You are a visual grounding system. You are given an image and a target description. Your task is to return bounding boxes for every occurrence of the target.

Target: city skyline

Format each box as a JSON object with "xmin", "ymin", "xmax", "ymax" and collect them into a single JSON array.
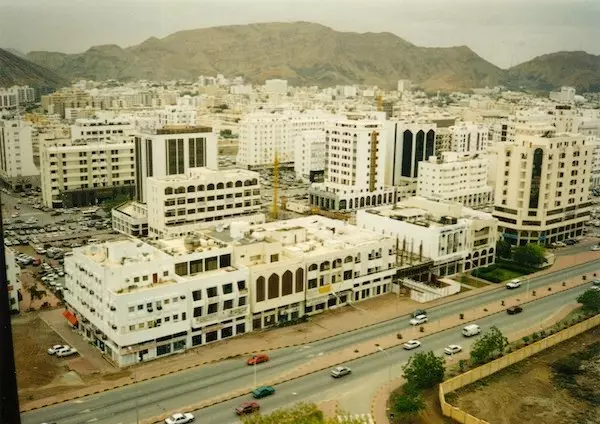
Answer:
[{"xmin": 1, "ymin": 0, "xmax": 599, "ymax": 69}]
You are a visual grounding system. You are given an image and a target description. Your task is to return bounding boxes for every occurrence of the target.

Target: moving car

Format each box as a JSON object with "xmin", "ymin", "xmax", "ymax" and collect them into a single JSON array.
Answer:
[
  {"xmin": 235, "ymin": 401, "xmax": 260, "ymax": 415},
  {"xmin": 411, "ymin": 309, "xmax": 427, "ymax": 318},
  {"xmin": 444, "ymin": 345, "xmax": 463, "ymax": 355},
  {"xmin": 462, "ymin": 324, "xmax": 481, "ymax": 337},
  {"xmin": 252, "ymin": 386, "xmax": 275, "ymax": 399},
  {"xmin": 507, "ymin": 306, "xmax": 523, "ymax": 315},
  {"xmin": 506, "ymin": 279, "xmax": 522, "ymax": 289},
  {"xmin": 247, "ymin": 353, "xmax": 270, "ymax": 365},
  {"xmin": 164, "ymin": 412, "xmax": 194, "ymax": 424},
  {"xmin": 409, "ymin": 314, "xmax": 428, "ymax": 326},
  {"xmin": 47, "ymin": 345, "xmax": 69, "ymax": 355},
  {"xmin": 56, "ymin": 347, "xmax": 78, "ymax": 357},
  {"xmin": 403, "ymin": 340, "xmax": 422, "ymax": 350},
  {"xmin": 591, "ymin": 279, "xmax": 600, "ymax": 287},
  {"xmin": 551, "ymin": 241, "xmax": 566, "ymax": 248},
  {"xmin": 330, "ymin": 366, "xmax": 352, "ymax": 378}
]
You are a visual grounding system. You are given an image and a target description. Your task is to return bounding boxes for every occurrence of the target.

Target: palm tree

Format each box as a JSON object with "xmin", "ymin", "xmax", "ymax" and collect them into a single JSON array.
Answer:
[{"xmin": 27, "ymin": 283, "xmax": 46, "ymax": 310}]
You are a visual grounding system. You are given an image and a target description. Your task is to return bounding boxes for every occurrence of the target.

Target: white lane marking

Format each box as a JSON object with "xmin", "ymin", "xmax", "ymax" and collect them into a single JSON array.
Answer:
[
  {"xmin": 292, "ymin": 392, "xmax": 297, "ymax": 395},
  {"xmin": 79, "ymin": 409, "xmax": 91, "ymax": 414},
  {"xmin": 87, "ymin": 418, "xmax": 98, "ymax": 423},
  {"xmin": 73, "ymin": 399, "xmax": 85, "ymax": 404}
]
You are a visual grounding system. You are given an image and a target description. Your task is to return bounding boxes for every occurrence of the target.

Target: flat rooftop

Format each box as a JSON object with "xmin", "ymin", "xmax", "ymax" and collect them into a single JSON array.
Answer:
[
  {"xmin": 150, "ymin": 167, "xmax": 259, "ymax": 183},
  {"xmin": 148, "ymin": 231, "xmax": 229, "ymax": 256},
  {"xmin": 80, "ymin": 239, "xmax": 164, "ymax": 268}
]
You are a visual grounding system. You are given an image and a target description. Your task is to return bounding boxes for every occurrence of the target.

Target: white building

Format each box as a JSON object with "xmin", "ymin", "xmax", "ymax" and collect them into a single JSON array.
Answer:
[
  {"xmin": 294, "ymin": 130, "xmax": 326, "ymax": 182},
  {"xmin": 156, "ymin": 107, "xmax": 198, "ymax": 127},
  {"xmin": 145, "ymin": 168, "xmax": 264, "ymax": 238},
  {"xmin": 550, "ymin": 86, "xmax": 576, "ymax": 104},
  {"xmin": 310, "ymin": 118, "xmax": 395, "ymax": 211},
  {"xmin": 357, "ymin": 197, "xmax": 497, "ymax": 275},
  {"xmin": 417, "ymin": 152, "xmax": 493, "ymax": 209},
  {"xmin": 397, "ymin": 80, "xmax": 412, "ymax": 93},
  {"xmin": 0, "ymin": 119, "xmax": 40, "ymax": 190},
  {"xmin": 226, "ymin": 216, "xmax": 397, "ymax": 329},
  {"xmin": 70, "ymin": 118, "xmax": 135, "ymax": 141},
  {"xmin": 63, "ymin": 236, "xmax": 250, "ymax": 366},
  {"xmin": 492, "ymin": 128, "xmax": 592, "ymax": 245},
  {"xmin": 6, "ymin": 248, "xmax": 21, "ymax": 313},
  {"xmin": 449, "ymin": 122, "xmax": 489, "ymax": 154},
  {"xmin": 264, "ymin": 79, "xmax": 288, "ymax": 95},
  {"xmin": 39, "ymin": 137, "xmax": 135, "ymax": 208},
  {"xmin": 0, "ymin": 86, "xmax": 35, "ymax": 110},
  {"xmin": 236, "ymin": 111, "xmax": 334, "ymax": 167}
]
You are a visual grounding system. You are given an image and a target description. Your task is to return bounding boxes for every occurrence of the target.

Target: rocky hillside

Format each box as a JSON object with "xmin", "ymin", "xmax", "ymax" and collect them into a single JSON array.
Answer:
[{"xmin": 0, "ymin": 48, "xmax": 68, "ymax": 90}]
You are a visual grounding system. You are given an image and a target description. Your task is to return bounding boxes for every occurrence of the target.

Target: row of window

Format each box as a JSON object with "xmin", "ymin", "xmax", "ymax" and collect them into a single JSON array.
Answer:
[{"xmin": 164, "ymin": 179, "xmax": 258, "ymax": 195}]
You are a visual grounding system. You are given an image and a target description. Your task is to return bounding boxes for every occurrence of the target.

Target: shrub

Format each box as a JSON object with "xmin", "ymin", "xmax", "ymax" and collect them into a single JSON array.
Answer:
[{"xmin": 552, "ymin": 356, "xmax": 582, "ymax": 375}]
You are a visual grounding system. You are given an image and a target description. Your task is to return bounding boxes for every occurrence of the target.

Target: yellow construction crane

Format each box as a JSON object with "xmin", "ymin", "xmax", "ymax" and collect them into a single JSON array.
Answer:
[
  {"xmin": 272, "ymin": 151, "xmax": 279, "ymax": 220},
  {"xmin": 376, "ymin": 92, "xmax": 383, "ymax": 112}
]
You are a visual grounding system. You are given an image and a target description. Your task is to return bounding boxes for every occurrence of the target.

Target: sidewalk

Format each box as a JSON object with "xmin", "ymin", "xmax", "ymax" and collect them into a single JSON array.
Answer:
[
  {"xmin": 369, "ymin": 303, "xmax": 582, "ymax": 424},
  {"xmin": 20, "ymin": 251, "xmax": 599, "ymax": 412}
]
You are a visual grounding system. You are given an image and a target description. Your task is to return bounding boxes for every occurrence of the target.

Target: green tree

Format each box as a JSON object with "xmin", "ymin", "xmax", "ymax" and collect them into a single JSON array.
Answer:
[
  {"xmin": 241, "ymin": 402, "xmax": 369, "ymax": 424},
  {"xmin": 496, "ymin": 239, "xmax": 512, "ymax": 259},
  {"xmin": 102, "ymin": 194, "xmax": 132, "ymax": 213},
  {"xmin": 576, "ymin": 289, "xmax": 600, "ymax": 313},
  {"xmin": 402, "ymin": 350, "xmax": 445, "ymax": 391},
  {"xmin": 391, "ymin": 392, "xmax": 425, "ymax": 424},
  {"xmin": 27, "ymin": 284, "xmax": 46, "ymax": 310},
  {"xmin": 512, "ymin": 243, "xmax": 546, "ymax": 267},
  {"xmin": 219, "ymin": 129, "xmax": 233, "ymax": 138},
  {"xmin": 470, "ymin": 326, "xmax": 508, "ymax": 365}
]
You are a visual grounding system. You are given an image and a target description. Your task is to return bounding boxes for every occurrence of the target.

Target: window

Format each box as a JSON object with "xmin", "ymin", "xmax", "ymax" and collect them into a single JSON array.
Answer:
[
  {"xmin": 182, "ymin": 312, "xmax": 186, "ymax": 320},
  {"xmin": 256, "ymin": 276, "xmax": 265, "ymax": 302},
  {"xmin": 239, "ymin": 297, "xmax": 247, "ymax": 307},
  {"xmin": 193, "ymin": 306, "xmax": 203, "ymax": 317},
  {"xmin": 237, "ymin": 280, "xmax": 246, "ymax": 291},
  {"xmin": 129, "ymin": 325, "xmax": 135, "ymax": 331},
  {"xmin": 175, "ymin": 262, "xmax": 188, "ymax": 276},
  {"xmin": 205, "ymin": 256, "xmax": 218, "ymax": 271},
  {"xmin": 208, "ymin": 303, "xmax": 218, "ymax": 314},
  {"xmin": 157, "ymin": 344, "xmax": 171, "ymax": 356},
  {"xmin": 223, "ymin": 299, "xmax": 233, "ymax": 310},
  {"xmin": 173, "ymin": 314, "xmax": 179, "ymax": 321},
  {"xmin": 192, "ymin": 290, "xmax": 202, "ymax": 301},
  {"xmin": 282, "ymin": 271, "xmax": 293, "ymax": 296},
  {"xmin": 222, "ymin": 283, "xmax": 233, "ymax": 294},
  {"xmin": 207, "ymin": 287, "xmax": 218, "ymax": 297},
  {"xmin": 268, "ymin": 273, "xmax": 279, "ymax": 299},
  {"xmin": 173, "ymin": 340, "xmax": 186, "ymax": 351},
  {"xmin": 129, "ymin": 306, "xmax": 134, "ymax": 313},
  {"xmin": 270, "ymin": 254, "xmax": 279, "ymax": 262},
  {"xmin": 137, "ymin": 304, "xmax": 143, "ymax": 311},
  {"xmin": 190, "ymin": 259, "xmax": 203, "ymax": 274},
  {"xmin": 308, "ymin": 278, "xmax": 317, "ymax": 289},
  {"xmin": 220, "ymin": 254, "xmax": 231, "ymax": 268}
]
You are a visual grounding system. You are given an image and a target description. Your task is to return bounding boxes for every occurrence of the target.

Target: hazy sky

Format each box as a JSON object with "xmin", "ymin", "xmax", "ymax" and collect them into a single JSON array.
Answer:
[{"xmin": 1, "ymin": 0, "xmax": 599, "ymax": 68}]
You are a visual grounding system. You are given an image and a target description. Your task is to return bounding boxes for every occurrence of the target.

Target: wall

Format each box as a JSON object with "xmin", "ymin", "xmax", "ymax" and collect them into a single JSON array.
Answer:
[{"xmin": 439, "ymin": 313, "xmax": 600, "ymax": 424}]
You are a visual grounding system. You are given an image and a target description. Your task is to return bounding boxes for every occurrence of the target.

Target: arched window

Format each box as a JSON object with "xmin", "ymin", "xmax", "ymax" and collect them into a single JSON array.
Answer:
[
  {"xmin": 226, "ymin": 182, "xmax": 233, "ymax": 188},
  {"xmin": 244, "ymin": 180, "xmax": 252, "ymax": 186},
  {"xmin": 176, "ymin": 186, "xmax": 185, "ymax": 194},
  {"xmin": 344, "ymin": 255, "xmax": 353, "ymax": 263},
  {"xmin": 320, "ymin": 261, "xmax": 330, "ymax": 271},
  {"xmin": 282, "ymin": 271, "xmax": 293, "ymax": 296},
  {"xmin": 197, "ymin": 184, "xmax": 205, "ymax": 191},
  {"xmin": 187, "ymin": 185, "xmax": 195, "ymax": 193},
  {"xmin": 164, "ymin": 187, "xmax": 173, "ymax": 195},
  {"xmin": 217, "ymin": 182, "xmax": 224, "ymax": 190},
  {"xmin": 333, "ymin": 259, "xmax": 342, "ymax": 269},
  {"xmin": 251, "ymin": 178, "xmax": 258, "ymax": 185},
  {"xmin": 235, "ymin": 180, "xmax": 243, "ymax": 187},
  {"xmin": 268, "ymin": 273, "xmax": 279, "ymax": 299},
  {"xmin": 207, "ymin": 184, "xmax": 215, "ymax": 190},
  {"xmin": 295, "ymin": 268, "xmax": 304, "ymax": 292},
  {"xmin": 308, "ymin": 264, "xmax": 318, "ymax": 271},
  {"xmin": 256, "ymin": 276, "xmax": 265, "ymax": 302}
]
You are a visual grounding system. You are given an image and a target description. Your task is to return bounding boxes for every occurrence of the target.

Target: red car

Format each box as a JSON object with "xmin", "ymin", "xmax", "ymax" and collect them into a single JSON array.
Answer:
[
  {"xmin": 235, "ymin": 401, "xmax": 260, "ymax": 415},
  {"xmin": 247, "ymin": 353, "xmax": 269, "ymax": 365}
]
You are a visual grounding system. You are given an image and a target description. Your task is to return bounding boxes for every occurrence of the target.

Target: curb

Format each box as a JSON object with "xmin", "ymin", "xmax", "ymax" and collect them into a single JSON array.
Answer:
[{"xmin": 20, "ymin": 259, "xmax": 599, "ymax": 413}]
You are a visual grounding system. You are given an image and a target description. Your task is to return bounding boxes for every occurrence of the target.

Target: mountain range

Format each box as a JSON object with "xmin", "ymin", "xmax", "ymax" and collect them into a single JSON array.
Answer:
[
  {"xmin": 0, "ymin": 48, "xmax": 67, "ymax": 90},
  {"xmin": 4, "ymin": 22, "xmax": 600, "ymax": 92}
]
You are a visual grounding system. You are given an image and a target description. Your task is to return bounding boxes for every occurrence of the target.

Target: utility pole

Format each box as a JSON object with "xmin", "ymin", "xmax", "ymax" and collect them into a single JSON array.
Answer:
[{"xmin": 0, "ymin": 196, "xmax": 21, "ymax": 424}]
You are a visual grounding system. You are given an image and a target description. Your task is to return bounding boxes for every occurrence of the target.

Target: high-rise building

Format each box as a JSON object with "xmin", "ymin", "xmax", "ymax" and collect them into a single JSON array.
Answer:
[
  {"xmin": 417, "ymin": 152, "xmax": 493, "ymax": 209},
  {"xmin": 310, "ymin": 118, "xmax": 395, "ymax": 211},
  {"xmin": 449, "ymin": 122, "xmax": 489, "ymax": 154},
  {"xmin": 0, "ymin": 85, "xmax": 35, "ymax": 109},
  {"xmin": 492, "ymin": 128, "xmax": 593, "ymax": 245},
  {"xmin": 293, "ymin": 130, "xmax": 326, "ymax": 182},
  {"xmin": 0, "ymin": 119, "xmax": 40, "ymax": 190},
  {"xmin": 70, "ymin": 118, "xmax": 135, "ymax": 141}
]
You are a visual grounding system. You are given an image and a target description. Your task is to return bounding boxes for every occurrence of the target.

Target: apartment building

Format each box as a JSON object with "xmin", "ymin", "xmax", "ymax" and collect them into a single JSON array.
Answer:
[
  {"xmin": 39, "ymin": 137, "xmax": 135, "ymax": 208},
  {"xmin": 310, "ymin": 118, "xmax": 395, "ymax": 211},
  {"xmin": 0, "ymin": 86, "xmax": 35, "ymax": 109},
  {"xmin": 0, "ymin": 119, "xmax": 40, "ymax": 190},
  {"xmin": 225, "ymin": 216, "xmax": 397, "ymax": 330},
  {"xmin": 6, "ymin": 248, "xmax": 21, "ymax": 313},
  {"xmin": 146, "ymin": 167, "xmax": 264, "ymax": 238},
  {"xmin": 41, "ymin": 90, "xmax": 95, "ymax": 118},
  {"xmin": 480, "ymin": 111, "xmax": 515, "ymax": 144},
  {"xmin": 294, "ymin": 130, "xmax": 326, "ymax": 182},
  {"xmin": 417, "ymin": 152, "xmax": 493, "ymax": 209},
  {"xmin": 71, "ymin": 118, "xmax": 135, "ymax": 141},
  {"xmin": 357, "ymin": 197, "xmax": 497, "ymax": 276},
  {"xmin": 492, "ymin": 128, "xmax": 593, "ymax": 245},
  {"xmin": 112, "ymin": 202, "xmax": 148, "ymax": 237},
  {"xmin": 264, "ymin": 79, "xmax": 288, "ymax": 95},
  {"xmin": 63, "ymin": 236, "xmax": 249, "ymax": 366},
  {"xmin": 449, "ymin": 122, "xmax": 489, "ymax": 154},
  {"xmin": 236, "ymin": 111, "xmax": 334, "ymax": 167}
]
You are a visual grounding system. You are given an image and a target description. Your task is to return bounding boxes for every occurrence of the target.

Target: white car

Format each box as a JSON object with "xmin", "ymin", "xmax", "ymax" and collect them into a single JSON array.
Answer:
[
  {"xmin": 409, "ymin": 314, "xmax": 428, "ymax": 325},
  {"xmin": 165, "ymin": 412, "xmax": 195, "ymax": 424},
  {"xmin": 56, "ymin": 347, "xmax": 78, "ymax": 357},
  {"xmin": 552, "ymin": 241, "xmax": 566, "ymax": 247},
  {"xmin": 330, "ymin": 366, "xmax": 352, "ymax": 378},
  {"xmin": 506, "ymin": 279, "xmax": 521, "ymax": 289},
  {"xmin": 444, "ymin": 344, "xmax": 463, "ymax": 355},
  {"xmin": 591, "ymin": 245, "xmax": 600, "ymax": 251},
  {"xmin": 47, "ymin": 345, "xmax": 69, "ymax": 355},
  {"xmin": 403, "ymin": 340, "xmax": 422, "ymax": 350}
]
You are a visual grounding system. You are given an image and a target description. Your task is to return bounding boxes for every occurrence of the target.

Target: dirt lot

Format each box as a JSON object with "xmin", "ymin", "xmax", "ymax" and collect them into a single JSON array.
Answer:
[{"xmin": 451, "ymin": 327, "xmax": 600, "ymax": 424}]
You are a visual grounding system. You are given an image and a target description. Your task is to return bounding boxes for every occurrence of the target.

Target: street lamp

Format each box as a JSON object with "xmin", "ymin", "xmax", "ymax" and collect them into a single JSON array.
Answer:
[
  {"xmin": 128, "ymin": 347, "xmax": 140, "ymax": 424},
  {"xmin": 376, "ymin": 346, "xmax": 392, "ymax": 383}
]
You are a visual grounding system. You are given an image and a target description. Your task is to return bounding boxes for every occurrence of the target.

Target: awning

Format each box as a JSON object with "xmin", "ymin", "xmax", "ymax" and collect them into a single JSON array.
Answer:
[{"xmin": 62, "ymin": 310, "xmax": 78, "ymax": 326}]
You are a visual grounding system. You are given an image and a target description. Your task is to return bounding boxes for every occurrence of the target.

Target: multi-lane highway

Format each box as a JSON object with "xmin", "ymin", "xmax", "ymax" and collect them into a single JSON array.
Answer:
[{"xmin": 21, "ymin": 259, "xmax": 600, "ymax": 424}]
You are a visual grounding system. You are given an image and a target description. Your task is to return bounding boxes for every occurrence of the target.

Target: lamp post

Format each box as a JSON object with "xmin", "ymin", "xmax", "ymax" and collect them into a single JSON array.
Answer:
[
  {"xmin": 128, "ymin": 347, "xmax": 140, "ymax": 424},
  {"xmin": 376, "ymin": 346, "xmax": 392, "ymax": 383},
  {"xmin": 0, "ymin": 192, "xmax": 21, "ymax": 424}
]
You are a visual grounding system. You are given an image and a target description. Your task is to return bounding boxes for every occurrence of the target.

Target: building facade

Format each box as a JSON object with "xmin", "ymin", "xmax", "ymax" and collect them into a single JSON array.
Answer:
[
  {"xmin": 294, "ymin": 130, "xmax": 326, "ymax": 182},
  {"xmin": 492, "ymin": 129, "xmax": 593, "ymax": 245},
  {"xmin": 417, "ymin": 152, "xmax": 493, "ymax": 208},
  {"xmin": 70, "ymin": 118, "xmax": 135, "ymax": 141},
  {"xmin": 39, "ymin": 137, "xmax": 135, "ymax": 208},
  {"xmin": 0, "ymin": 85, "xmax": 35, "ymax": 110},
  {"xmin": 0, "ymin": 119, "xmax": 40, "ymax": 190},
  {"xmin": 449, "ymin": 122, "xmax": 489, "ymax": 154},
  {"xmin": 6, "ymin": 248, "xmax": 21, "ymax": 313}
]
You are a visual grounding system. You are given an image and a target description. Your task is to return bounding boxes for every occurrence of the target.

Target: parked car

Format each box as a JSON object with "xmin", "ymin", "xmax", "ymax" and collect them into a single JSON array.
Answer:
[
  {"xmin": 403, "ymin": 340, "xmax": 422, "ymax": 350},
  {"xmin": 330, "ymin": 366, "xmax": 352, "ymax": 378},
  {"xmin": 565, "ymin": 239, "xmax": 577, "ymax": 245},
  {"xmin": 591, "ymin": 245, "xmax": 600, "ymax": 251},
  {"xmin": 164, "ymin": 412, "xmax": 194, "ymax": 424},
  {"xmin": 56, "ymin": 347, "xmax": 78, "ymax": 357},
  {"xmin": 551, "ymin": 241, "xmax": 566, "ymax": 248},
  {"xmin": 252, "ymin": 386, "xmax": 275, "ymax": 399},
  {"xmin": 235, "ymin": 401, "xmax": 260, "ymax": 415},
  {"xmin": 409, "ymin": 314, "xmax": 428, "ymax": 326},
  {"xmin": 247, "ymin": 353, "xmax": 270, "ymax": 365},
  {"xmin": 592, "ymin": 279, "xmax": 600, "ymax": 287},
  {"xmin": 507, "ymin": 306, "xmax": 523, "ymax": 315},
  {"xmin": 444, "ymin": 345, "xmax": 463, "ymax": 355},
  {"xmin": 47, "ymin": 345, "xmax": 69, "ymax": 355},
  {"xmin": 506, "ymin": 279, "xmax": 522, "ymax": 289}
]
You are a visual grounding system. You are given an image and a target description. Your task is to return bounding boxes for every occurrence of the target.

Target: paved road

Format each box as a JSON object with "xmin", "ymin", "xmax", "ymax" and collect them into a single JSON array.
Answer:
[{"xmin": 21, "ymin": 259, "xmax": 600, "ymax": 424}]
